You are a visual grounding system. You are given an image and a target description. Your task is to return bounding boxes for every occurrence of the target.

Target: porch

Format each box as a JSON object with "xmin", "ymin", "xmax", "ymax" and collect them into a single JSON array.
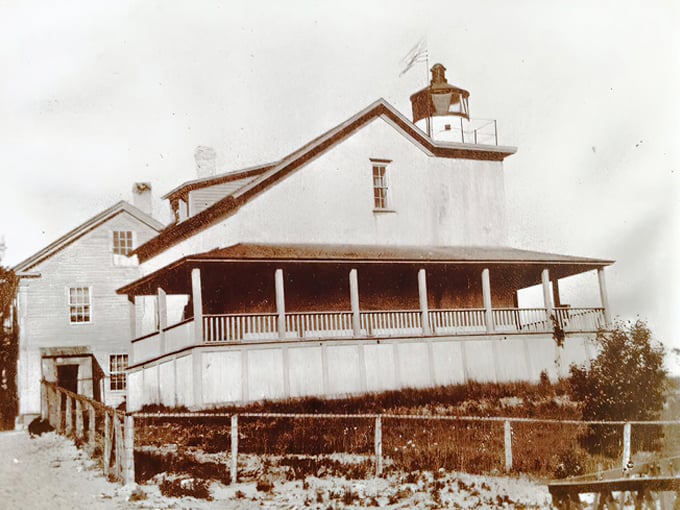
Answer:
[{"xmin": 119, "ymin": 243, "xmax": 613, "ymax": 365}]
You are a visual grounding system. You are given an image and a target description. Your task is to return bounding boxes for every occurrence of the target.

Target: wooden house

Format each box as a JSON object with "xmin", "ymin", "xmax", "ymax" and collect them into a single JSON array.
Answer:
[
  {"xmin": 14, "ymin": 190, "xmax": 163, "ymax": 425},
  {"xmin": 118, "ymin": 65, "xmax": 613, "ymax": 411}
]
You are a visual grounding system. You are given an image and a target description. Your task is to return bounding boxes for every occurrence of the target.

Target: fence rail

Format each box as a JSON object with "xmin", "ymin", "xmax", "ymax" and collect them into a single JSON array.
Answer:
[
  {"xmin": 40, "ymin": 382, "xmax": 680, "ymax": 488},
  {"xmin": 131, "ymin": 411, "xmax": 680, "ymax": 484},
  {"xmin": 42, "ymin": 380, "xmax": 134, "ymax": 485}
]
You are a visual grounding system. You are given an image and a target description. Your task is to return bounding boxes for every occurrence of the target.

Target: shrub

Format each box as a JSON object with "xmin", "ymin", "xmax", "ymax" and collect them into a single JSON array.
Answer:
[{"xmin": 568, "ymin": 321, "xmax": 667, "ymax": 455}]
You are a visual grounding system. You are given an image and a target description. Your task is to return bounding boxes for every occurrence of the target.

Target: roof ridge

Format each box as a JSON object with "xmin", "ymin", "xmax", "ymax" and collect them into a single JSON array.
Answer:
[
  {"xmin": 14, "ymin": 200, "xmax": 164, "ymax": 273},
  {"xmin": 135, "ymin": 99, "xmax": 517, "ymax": 262}
]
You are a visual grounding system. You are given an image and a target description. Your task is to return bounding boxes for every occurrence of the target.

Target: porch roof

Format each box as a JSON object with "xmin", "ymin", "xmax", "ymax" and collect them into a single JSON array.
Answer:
[{"xmin": 117, "ymin": 243, "xmax": 613, "ymax": 296}]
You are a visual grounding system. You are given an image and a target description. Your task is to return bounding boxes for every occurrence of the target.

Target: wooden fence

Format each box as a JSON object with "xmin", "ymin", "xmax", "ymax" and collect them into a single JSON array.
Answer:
[
  {"xmin": 131, "ymin": 411, "xmax": 680, "ymax": 485},
  {"xmin": 42, "ymin": 380, "xmax": 135, "ymax": 485}
]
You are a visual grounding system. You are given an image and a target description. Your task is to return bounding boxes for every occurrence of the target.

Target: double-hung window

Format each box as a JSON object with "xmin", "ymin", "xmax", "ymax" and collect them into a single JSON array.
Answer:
[
  {"xmin": 113, "ymin": 231, "xmax": 133, "ymax": 256},
  {"xmin": 371, "ymin": 160, "xmax": 391, "ymax": 210},
  {"xmin": 109, "ymin": 354, "xmax": 128, "ymax": 391},
  {"xmin": 112, "ymin": 230, "xmax": 136, "ymax": 266},
  {"xmin": 69, "ymin": 287, "xmax": 91, "ymax": 323}
]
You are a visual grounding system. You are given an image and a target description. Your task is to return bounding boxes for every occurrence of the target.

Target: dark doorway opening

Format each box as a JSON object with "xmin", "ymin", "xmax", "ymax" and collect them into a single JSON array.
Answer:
[{"xmin": 57, "ymin": 364, "xmax": 79, "ymax": 394}]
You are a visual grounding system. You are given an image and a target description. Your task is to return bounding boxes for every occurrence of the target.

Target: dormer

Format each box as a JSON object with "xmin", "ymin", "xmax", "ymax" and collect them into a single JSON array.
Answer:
[{"xmin": 163, "ymin": 147, "xmax": 276, "ymax": 224}]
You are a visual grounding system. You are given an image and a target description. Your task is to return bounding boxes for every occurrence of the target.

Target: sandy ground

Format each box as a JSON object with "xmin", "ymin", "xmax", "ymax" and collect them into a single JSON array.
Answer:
[{"xmin": 0, "ymin": 430, "xmax": 555, "ymax": 509}]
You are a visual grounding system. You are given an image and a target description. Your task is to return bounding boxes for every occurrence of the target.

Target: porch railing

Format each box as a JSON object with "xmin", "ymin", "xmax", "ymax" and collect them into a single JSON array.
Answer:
[
  {"xmin": 554, "ymin": 307, "xmax": 605, "ymax": 332},
  {"xmin": 132, "ymin": 307, "xmax": 606, "ymax": 360},
  {"xmin": 430, "ymin": 308, "xmax": 486, "ymax": 333},
  {"xmin": 360, "ymin": 310, "xmax": 422, "ymax": 337},
  {"xmin": 203, "ymin": 313, "xmax": 278, "ymax": 342},
  {"xmin": 286, "ymin": 311, "xmax": 354, "ymax": 339}
]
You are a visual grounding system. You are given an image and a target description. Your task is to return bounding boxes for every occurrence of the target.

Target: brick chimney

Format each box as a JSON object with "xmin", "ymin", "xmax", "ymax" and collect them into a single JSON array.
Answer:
[
  {"xmin": 132, "ymin": 182, "xmax": 153, "ymax": 216},
  {"xmin": 195, "ymin": 146, "xmax": 217, "ymax": 178}
]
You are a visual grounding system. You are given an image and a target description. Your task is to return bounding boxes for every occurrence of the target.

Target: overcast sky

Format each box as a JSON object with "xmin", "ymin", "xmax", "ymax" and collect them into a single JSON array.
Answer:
[{"xmin": 1, "ymin": 1, "xmax": 678, "ymax": 368}]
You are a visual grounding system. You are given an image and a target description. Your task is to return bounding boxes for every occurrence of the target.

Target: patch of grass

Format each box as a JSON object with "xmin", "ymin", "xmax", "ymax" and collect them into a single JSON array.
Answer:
[
  {"xmin": 159, "ymin": 477, "xmax": 212, "ymax": 500},
  {"xmin": 134, "ymin": 450, "xmax": 230, "ymax": 485}
]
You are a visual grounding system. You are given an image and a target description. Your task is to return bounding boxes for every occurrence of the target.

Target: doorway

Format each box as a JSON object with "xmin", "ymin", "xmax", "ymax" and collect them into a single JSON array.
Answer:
[{"xmin": 56, "ymin": 364, "xmax": 79, "ymax": 393}]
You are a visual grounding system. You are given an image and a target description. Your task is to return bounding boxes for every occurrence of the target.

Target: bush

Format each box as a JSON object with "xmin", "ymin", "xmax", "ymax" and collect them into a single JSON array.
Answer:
[{"xmin": 568, "ymin": 320, "xmax": 667, "ymax": 455}]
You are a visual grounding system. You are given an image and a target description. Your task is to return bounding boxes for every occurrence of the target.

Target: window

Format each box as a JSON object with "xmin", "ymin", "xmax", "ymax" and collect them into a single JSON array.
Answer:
[
  {"xmin": 109, "ymin": 354, "xmax": 128, "ymax": 391},
  {"xmin": 112, "ymin": 230, "xmax": 137, "ymax": 266},
  {"xmin": 68, "ymin": 287, "xmax": 91, "ymax": 323},
  {"xmin": 372, "ymin": 161, "xmax": 390, "ymax": 210},
  {"xmin": 112, "ymin": 231, "xmax": 134, "ymax": 256}
]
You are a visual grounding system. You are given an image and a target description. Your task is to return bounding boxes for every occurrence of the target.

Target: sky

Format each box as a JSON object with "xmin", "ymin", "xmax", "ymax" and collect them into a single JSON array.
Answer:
[{"xmin": 1, "ymin": 1, "xmax": 678, "ymax": 368}]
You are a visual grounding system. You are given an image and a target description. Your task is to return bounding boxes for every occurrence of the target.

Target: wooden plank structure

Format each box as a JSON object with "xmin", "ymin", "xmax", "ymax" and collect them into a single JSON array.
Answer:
[
  {"xmin": 43, "ymin": 380, "xmax": 135, "ymax": 485},
  {"xmin": 549, "ymin": 458, "xmax": 680, "ymax": 509}
]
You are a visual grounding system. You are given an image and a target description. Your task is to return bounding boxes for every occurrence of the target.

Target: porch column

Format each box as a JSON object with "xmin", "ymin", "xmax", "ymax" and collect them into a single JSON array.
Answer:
[
  {"xmin": 481, "ymin": 268, "xmax": 494, "ymax": 333},
  {"xmin": 157, "ymin": 288, "xmax": 167, "ymax": 354},
  {"xmin": 191, "ymin": 268, "xmax": 203, "ymax": 344},
  {"xmin": 275, "ymin": 269, "xmax": 286, "ymax": 340},
  {"xmin": 128, "ymin": 296, "xmax": 137, "ymax": 341},
  {"xmin": 541, "ymin": 269, "xmax": 554, "ymax": 323},
  {"xmin": 551, "ymin": 278, "xmax": 561, "ymax": 307},
  {"xmin": 597, "ymin": 268, "xmax": 612, "ymax": 326},
  {"xmin": 349, "ymin": 269, "xmax": 361, "ymax": 336},
  {"xmin": 418, "ymin": 269, "xmax": 431, "ymax": 336}
]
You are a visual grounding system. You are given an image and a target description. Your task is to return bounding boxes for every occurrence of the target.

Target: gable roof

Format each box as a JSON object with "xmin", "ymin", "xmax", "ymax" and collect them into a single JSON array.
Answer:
[
  {"xmin": 161, "ymin": 162, "xmax": 278, "ymax": 202},
  {"xmin": 118, "ymin": 242, "xmax": 613, "ymax": 296},
  {"xmin": 136, "ymin": 98, "xmax": 518, "ymax": 262},
  {"xmin": 14, "ymin": 201, "xmax": 165, "ymax": 273}
]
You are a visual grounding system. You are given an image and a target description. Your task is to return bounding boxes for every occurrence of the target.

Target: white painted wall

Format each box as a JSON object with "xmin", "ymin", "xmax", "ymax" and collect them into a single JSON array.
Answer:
[
  {"xmin": 142, "ymin": 116, "xmax": 507, "ymax": 275},
  {"xmin": 127, "ymin": 333, "xmax": 596, "ymax": 411},
  {"xmin": 17, "ymin": 211, "xmax": 159, "ymax": 420}
]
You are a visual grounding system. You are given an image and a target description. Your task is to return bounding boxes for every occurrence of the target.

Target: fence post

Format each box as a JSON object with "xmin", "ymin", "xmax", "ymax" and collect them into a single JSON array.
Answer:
[
  {"xmin": 114, "ymin": 414, "xmax": 123, "ymax": 479},
  {"xmin": 375, "ymin": 416, "xmax": 383, "ymax": 477},
  {"xmin": 124, "ymin": 415, "xmax": 135, "ymax": 486},
  {"xmin": 55, "ymin": 390, "xmax": 63, "ymax": 434},
  {"xmin": 65, "ymin": 394, "xmax": 73, "ymax": 436},
  {"xmin": 41, "ymin": 381, "xmax": 48, "ymax": 420},
  {"xmin": 231, "ymin": 414, "xmax": 238, "ymax": 485},
  {"xmin": 47, "ymin": 386, "xmax": 56, "ymax": 428},
  {"xmin": 622, "ymin": 422, "xmax": 631, "ymax": 471},
  {"xmin": 75, "ymin": 399, "xmax": 83, "ymax": 439},
  {"xmin": 504, "ymin": 420, "xmax": 513, "ymax": 473},
  {"xmin": 88, "ymin": 403, "xmax": 96, "ymax": 451},
  {"xmin": 104, "ymin": 411, "xmax": 112, "ymax": 477}
]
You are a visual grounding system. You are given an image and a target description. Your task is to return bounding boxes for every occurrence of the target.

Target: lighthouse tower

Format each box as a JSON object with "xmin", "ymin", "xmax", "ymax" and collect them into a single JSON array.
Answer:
[{"xmin": 410, "ymin": 64, "xmax": 494, "ymax": 144}]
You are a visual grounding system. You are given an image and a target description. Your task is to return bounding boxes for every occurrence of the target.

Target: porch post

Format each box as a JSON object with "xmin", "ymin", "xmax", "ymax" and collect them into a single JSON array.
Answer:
[
  {"xmin": 349, "ymin": 269, "xmax": 361, "ymax": 336},
  {"xmin": 275, "ymin": 268, "xmax": 286, "ymax": 340},
  {"xmin": 541, "ymin": 269, "xmax": 554, "ymax": 324},
  {"xmin": 481, "ymin": 268, "xmax": 494, "ymax": 333},
  {"xmin": 418, "ymin": 268, "xmax": 431, "ymax": 336},
  {"xmin": 597, "ymin": 267, "xmax": 611, "ymax": 326},
  {"xmin": 128, "ymin": 296, "xmax": 137, "ymax": 341},
  {"xmin": 551, "ymin": 278, "xmax": 561, "ymax": 307},
  {"xmin": 157, "ymin": 287, "xmax": 167, "ymax": 354},
  {"xmin": 191, "ymin": 268, "xmax": 203, "ymax": 344}
]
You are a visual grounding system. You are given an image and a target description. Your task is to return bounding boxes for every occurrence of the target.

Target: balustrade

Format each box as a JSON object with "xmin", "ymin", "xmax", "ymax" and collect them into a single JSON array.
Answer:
[{"xmin": 132, "ymin": 307, "xmax": 606, "ymax": 362}]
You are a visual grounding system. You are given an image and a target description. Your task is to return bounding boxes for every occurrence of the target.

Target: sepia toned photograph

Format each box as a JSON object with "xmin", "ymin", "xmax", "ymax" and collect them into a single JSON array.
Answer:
[{"xmin": 0, "ymin": 1, "xmax": 678, "ymax": 508}]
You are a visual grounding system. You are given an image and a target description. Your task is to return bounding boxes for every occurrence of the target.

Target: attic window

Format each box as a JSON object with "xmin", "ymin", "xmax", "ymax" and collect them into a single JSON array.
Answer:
[
  {"xmin": 112, "ymin": 231, "xmax": 137, "ymax": 267},
  {"xmin": 113, "ymin": 231, "xmax": 133, "ymax": 255},
  {"xmin": 371, "ymin": 160, "xmax": 392, "ymax": 211}
]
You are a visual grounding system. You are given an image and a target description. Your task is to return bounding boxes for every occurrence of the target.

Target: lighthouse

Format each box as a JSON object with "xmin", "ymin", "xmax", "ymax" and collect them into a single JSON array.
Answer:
[{"xmin": 410, "ymin": 64, "xmax": 496, "ymax": 145}]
